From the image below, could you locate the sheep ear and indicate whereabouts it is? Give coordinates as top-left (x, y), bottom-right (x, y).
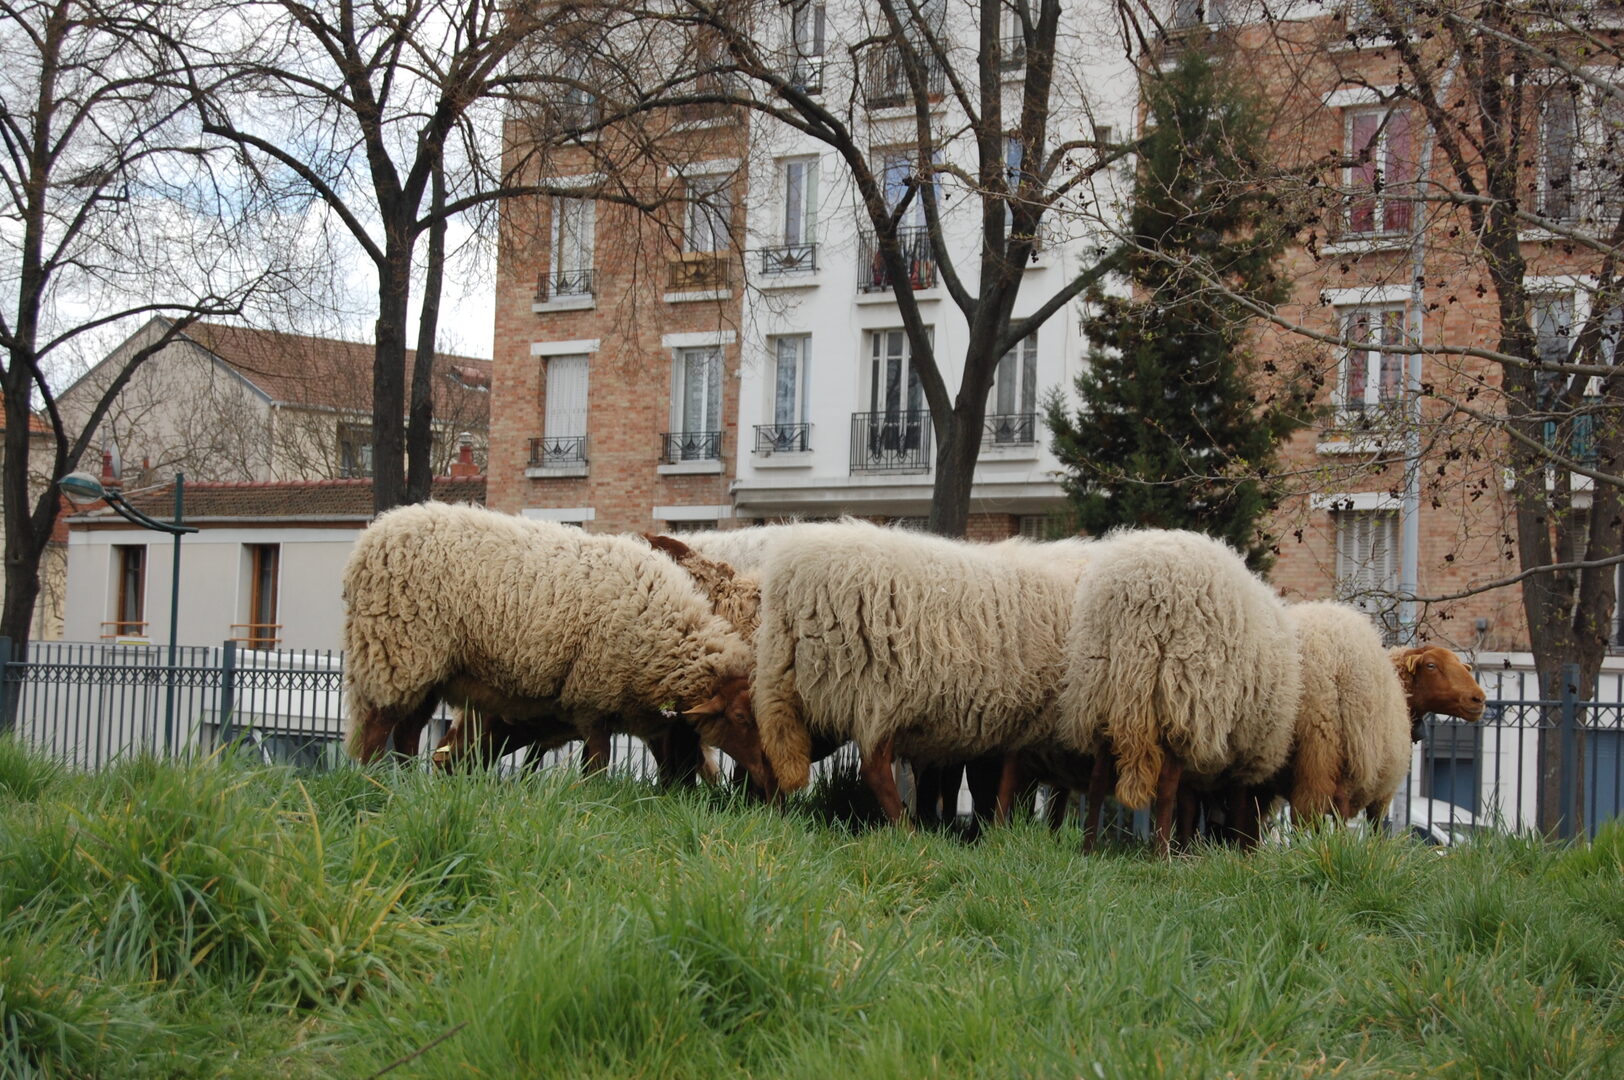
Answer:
top-left (1404, 651), bottom-right (1423, 673)
top-left (683, 692), bottom-right (726, 719)
top-left (645, 533), bottom-right (694, 560)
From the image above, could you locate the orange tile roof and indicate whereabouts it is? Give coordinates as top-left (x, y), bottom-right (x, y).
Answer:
top-left (0, 392), bottom-right (54, 434)
top-left (179, 322), bottom-right (491, 417)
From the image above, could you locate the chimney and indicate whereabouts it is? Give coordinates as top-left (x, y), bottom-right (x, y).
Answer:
top-left (448, 432), bottom-right (480, 478)
top-left (100, 449), bottom-right (117, 488)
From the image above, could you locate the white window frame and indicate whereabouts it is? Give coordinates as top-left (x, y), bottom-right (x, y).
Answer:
top-left (781, 157), bottom-right (818, 247)
top-left (543, 353), bottom-right (590, 440)
top-left (1343, 105), bottom-right (1416, 237)
top-left (1334, 507), bottom-right (1401, 632)
top-left (990, 332), bottom-right (1038, 421)
top-left (670, 346), bottom-right (724, 436)
top-left (683, 175), bottom-right (733, 253)
top-left (1335, 304), bottom-right (1409, 414)
top-left (549, 196), bottom-right (594, 296)
top-left (770, 335), bottom-right (812, 428)
top-left (866, 328), bottom-right (930, 418)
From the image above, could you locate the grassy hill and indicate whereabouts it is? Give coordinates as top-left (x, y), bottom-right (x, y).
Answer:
top-left (1, 739), bottom-right (1619, 1079)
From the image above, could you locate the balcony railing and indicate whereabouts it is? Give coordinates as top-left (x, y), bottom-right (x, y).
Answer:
top-left (529, 434), bottom-right (588, 467)
top-left (537, 266), bottom-right (594, 301)
top-left (754, 423), bottom-right (811, 453)
top-left (983, 413), bottom-right (1037, 447)
top-left (668, 254), bottom-right (732, 292)
top-left (760, 242), bottom-right (817, 275)
top-left (661, 430), bottom-right (722, 463)
top-left (858, 227), bottom-right (937, 293)
top-left (998, 34), bottom-right (1026, 70)
top-left (784, 55), bottom-right (823, 94)
top-left (230, 623), bottom-right (282, 650)
top-left (675, 73), bottom-right (742, 122)
top-left (850, 411), bottom-right (931, 473)
top-left (863, 45), bottom-right (946, 108)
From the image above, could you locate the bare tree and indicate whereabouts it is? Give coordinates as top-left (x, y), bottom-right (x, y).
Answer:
top-left (616, 0), bottom-right (1135, 535)
top-left (0, 0), bottom-right (295, 665)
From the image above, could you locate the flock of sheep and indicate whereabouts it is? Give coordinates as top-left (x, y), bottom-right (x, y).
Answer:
top-left (342, 503), bottom-right (1488, 852)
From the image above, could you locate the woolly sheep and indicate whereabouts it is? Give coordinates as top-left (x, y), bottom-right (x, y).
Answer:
top-left (1281, 601), bottom-right (1412, 822)
top-left (1058, 529), bottom-right (1301, 852)
top-left (752, 519), bottom-right (1077, 821)
top-left (342, 502), bottom-right (778, 793)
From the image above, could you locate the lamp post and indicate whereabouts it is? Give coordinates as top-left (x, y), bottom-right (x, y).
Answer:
top-left (59, 471), bottom-right (198, 756)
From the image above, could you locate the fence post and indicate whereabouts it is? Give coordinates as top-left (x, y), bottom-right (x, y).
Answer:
top-left (0, 636), bottom-right (13, 736)
top-left (218, 640), bottom-right (237, 752)
top-left (1559, 663), bottom-right (1580, 841)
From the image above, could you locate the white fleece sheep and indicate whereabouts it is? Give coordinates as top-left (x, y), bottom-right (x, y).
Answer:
top-left (1058, 529), bottom-right (1301, 812)
top-left (1281, 601), bottom-right (1412, 820)
top-left (669, 523), bottom-right (815, 574)
top-left (753, 519), bottom-right (1078, 795)
top-left (342, 502), bottom-right (771, 785)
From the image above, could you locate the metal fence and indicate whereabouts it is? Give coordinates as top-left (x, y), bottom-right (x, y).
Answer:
top-left (3, 640), bottom-right (1619, 839)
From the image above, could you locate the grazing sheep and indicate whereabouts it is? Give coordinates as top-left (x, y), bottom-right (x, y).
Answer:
top-left (342, 502), bottom-right (777, 794)
top-left (1391, 645), bottom-right (1486, 737)
top-left (752, 520), bottom-right (1077, 821)
top-left (1280, 601), bottom-right (1413, 823)
top-left (668, 523), bottom-right (814, 574)
top-left (644, 533), bottom-right (761, 638)
top-left (1058, 529), bottom-right (1301, 853)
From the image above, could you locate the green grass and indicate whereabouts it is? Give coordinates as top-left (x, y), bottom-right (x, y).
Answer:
top-left (0, 740), bottom-right (1619, 1079)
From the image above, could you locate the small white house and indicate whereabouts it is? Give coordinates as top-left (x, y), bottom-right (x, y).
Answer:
top-left (61, 475), bottom-right (485, 652)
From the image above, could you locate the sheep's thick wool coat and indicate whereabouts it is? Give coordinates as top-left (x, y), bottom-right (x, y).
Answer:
top-left (1059, 529), bottom-right (1301, 809)
top-left (753, 520), bottom-right (1079, 790)
top-left (673, 524), bottom-right (813, 575)
top-left (1285, 601), bottom-right (1412, 817)
top-left (342, 503), bottom-right (749, 754)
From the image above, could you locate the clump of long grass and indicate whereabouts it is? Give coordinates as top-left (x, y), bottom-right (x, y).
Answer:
top-left (0, 736), bottom-right (61, 802)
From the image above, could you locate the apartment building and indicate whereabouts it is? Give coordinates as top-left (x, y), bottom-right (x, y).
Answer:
top-left (489, 1), bottom-right (1136, 537)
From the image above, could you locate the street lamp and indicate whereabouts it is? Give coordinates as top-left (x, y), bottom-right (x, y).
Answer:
top-left (58, 470), bottom-right (198, 756)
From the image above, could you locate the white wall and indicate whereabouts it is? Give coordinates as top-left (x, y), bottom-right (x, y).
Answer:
top-left (64, 525), bottom-right (359, 652)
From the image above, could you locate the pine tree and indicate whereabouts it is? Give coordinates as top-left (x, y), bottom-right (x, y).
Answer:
top-left (1045, 52), bottom-right (1311, 570)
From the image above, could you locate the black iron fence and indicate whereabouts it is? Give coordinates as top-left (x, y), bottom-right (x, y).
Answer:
top-left (850, 410), bottom-right (931, 472)
top-left (660, 430), bottom-right (723, 463)
top-left (538, 266), bottom-right (594, 301)
top-left (983, 412), bottom-right (1037, 447)
top-left (760, 242), bottom-right (817, 275)
top-left (529, 434), bottom-right (588, 468)
top-left (4, 640), bottom-right (1618, 839)
top-left (754, 422), bottom-right (811, 453)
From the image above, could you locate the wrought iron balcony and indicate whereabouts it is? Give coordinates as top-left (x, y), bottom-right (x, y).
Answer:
top-left (982, 413), bottom-right (1037, 447)
top-left (760, 243), bottom-right (817, 275)
top-left (661, 430), bottom-right (722, 463)
top-left (850, 411), bottom-right (931, 473)
top-left (667, 254), bottom-right (731, 292)
top-left (858, 227), bottom-right (937, 293)
top-left (537, 267), bottom-right (594, 301)
top-left (529, 434), bottom-right (588, 468)
top-left (863, 45), bottom-right (946, 108)
top-left (784, 55), bottom-right (823, 94)
top-left (998, 34), bottom-right (1026, 70)
top-left (754, 423), bottom-right (811, 453)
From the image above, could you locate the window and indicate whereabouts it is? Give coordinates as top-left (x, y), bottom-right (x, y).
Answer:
top-left (668, 346), bottom-right (723, 460)
top-left (111, 545), bottom-right (145, 638)
top-left (999, 0), bottom-right (1029, 67)
top-left (1335, 509), bottom-right (1400, 636)
top-left (868, 328), bottom-right (927, 419)
top-left (1533, 292), bottom-right (1576, 374)
top-left (763, 159), bottom-right (819, 274)
top-left (1539, 89), bottom-right (1579, 223)
top-left (1171, 0), bottom-right (1227, 29)
top-left (541, 353), bottom-right (590, 465)
top-left (788, 1), bottom-right (825, 91)
top-left (548, 197), bottom-right (594, 298)
top-left (240, 544), bottom-right (279, 649)
top-left (988, 333), bottom-right (1038, 444)
top-left (684, 176), bottom-right (733, 253)
top-left (878, 148), bottom-right (933, 229)
top-left (337, 422), bottom-right (373, 478)
top-left (1338, 306), bottom-right (1408, 413)
top-left (774, 335), bottom-right (811, 426)
top-left (1345, 107), bottom-right (1415, 236)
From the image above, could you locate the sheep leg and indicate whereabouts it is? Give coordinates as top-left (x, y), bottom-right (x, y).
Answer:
top-left (1151, 754), bottom-right (1183, 858)
top-left (1044, 785), bottom-right (1071, 830)
top-left (860, 737), bottom-right (908, 826)
top-left (1331, 785), bottom-right (1356, 822)
top-left (581, 726), bottom-right (612, 775)
top-left (652, 725), bottom-right (702, 788)
top-left (1175, 787), bottom-right (1200, 846)
top-left (1082, 753), bottom-right (1113, 854)
top-left (1229, 787), bottom-right (1265, 851)
top-left (386, 698), bottom-right (438, 761)
top-left (992, 753), bottom-right (1021, 826)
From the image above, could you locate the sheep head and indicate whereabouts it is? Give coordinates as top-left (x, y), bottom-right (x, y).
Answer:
top-left (684, 675), bottom-right (780, 799)
top-left (1392, 645), bottom-right (1486, 733)
top-left (644, 533), bottom-right (761, 638)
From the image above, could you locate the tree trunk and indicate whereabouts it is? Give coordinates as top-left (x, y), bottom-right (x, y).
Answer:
top-left (372, 228), bottom-right (412, 515)
top-left (927, 398), bottom-right (988, 538)
top-left (405, 163), bottom-right (447, 503)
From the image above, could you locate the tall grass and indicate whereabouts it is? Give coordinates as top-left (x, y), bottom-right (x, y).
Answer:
top-left (0, 745), bottom-right (1618, 1079)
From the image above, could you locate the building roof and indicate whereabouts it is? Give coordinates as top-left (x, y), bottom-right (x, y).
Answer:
top-left (68, 476), bottom-right (486, 527)
top-left (0, 392), bottom-right (54, 435)
top-left (178, 322), bottom-right (491, 418)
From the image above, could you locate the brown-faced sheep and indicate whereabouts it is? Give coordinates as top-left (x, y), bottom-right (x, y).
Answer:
top-left (342, 502), bottom-right (778, 794)
top-left (752, 519), bottom-right (1077, 822)
top-left (1392, 645), bottom-right (1486, 737)
top-left (1058, 529), bottom-right (1301, 854)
